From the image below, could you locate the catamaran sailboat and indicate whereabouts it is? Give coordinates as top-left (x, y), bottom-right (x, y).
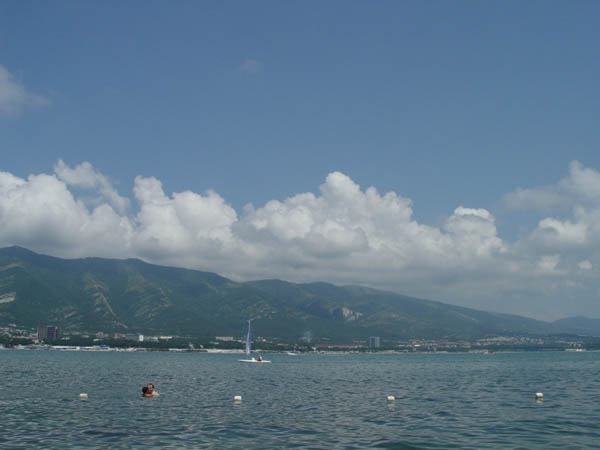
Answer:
top-left (239, 320), bottom-right (271, 363)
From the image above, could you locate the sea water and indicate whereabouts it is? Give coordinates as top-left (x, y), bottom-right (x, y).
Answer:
top-left (1, 350), bottom-right (600, 449)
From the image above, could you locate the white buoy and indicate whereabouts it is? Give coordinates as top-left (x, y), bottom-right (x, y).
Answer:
top-left (234, 395), bottom-right (242, 402)
top-left (387, 395), bottom-right (396, 402)
top-left (535, 392), bottom-right (544, 400)
top-left (79, 393), bottom-right (88, 400)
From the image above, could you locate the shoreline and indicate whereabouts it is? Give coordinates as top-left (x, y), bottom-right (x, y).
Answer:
top-left (1, 344), bottom-right (595, 354)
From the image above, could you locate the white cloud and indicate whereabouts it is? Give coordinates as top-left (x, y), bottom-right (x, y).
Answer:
top-left (54, 160), bottom-right (129, 213)
top-left (515, 163), bottom-right (600, 260)
top-left (578, 260), bottom-right (593, 270)
top-left (0, 65), bottom-right (48, 116)
top-left (503, 161), bottom-right (600, 212)
top-left (560, 161), bottom-right (600, 201)
top-left (0, 170), bottom-right (132, 257)
top-left (131, 176), bottom-right (238, 264)
top-left (3, 160), bottom-right (600, 319)
top-left (532, 217), bottom-right (588, 247)
top-left (503, 186), bottom-right (568, 211)
top-left (537, 254), bottom-right (560, 274)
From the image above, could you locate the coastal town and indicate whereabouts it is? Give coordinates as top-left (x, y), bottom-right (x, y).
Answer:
top-left (0, 323), bottom-right (595, 353)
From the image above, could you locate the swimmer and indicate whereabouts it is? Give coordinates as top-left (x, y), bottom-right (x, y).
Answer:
top-left (142, 383), bottom-right (160, 397)
top-left (149, 383), bottom-right (160, 397)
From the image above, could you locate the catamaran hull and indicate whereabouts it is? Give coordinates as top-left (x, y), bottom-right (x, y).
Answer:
top-left (239, 359), bottom-right (271, 363)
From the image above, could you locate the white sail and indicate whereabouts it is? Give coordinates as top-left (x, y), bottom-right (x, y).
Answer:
top-left (245, 320), bottom-right (252, 355)
top-left (239, 319), bottom-right (271, 363)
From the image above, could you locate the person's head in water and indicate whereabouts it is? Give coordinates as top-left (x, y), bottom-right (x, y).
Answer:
top-left (142, 383), bottom-right (154, 397)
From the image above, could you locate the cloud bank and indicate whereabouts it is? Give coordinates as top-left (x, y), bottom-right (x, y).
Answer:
top-left (1, 161), bottom-right (600, 319)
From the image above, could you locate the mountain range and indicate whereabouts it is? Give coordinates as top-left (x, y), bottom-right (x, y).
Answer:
top-left (0, 246), bottom-right (597, 340)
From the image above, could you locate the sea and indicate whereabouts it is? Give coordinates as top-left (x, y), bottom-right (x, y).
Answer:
top-left (1, 350), bottom-right (599, 449)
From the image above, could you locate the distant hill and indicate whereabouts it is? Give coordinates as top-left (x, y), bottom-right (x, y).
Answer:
top-left (0, 246), bottom-right (587, 340)
top-left (550, 316), bottom-right (600, 336)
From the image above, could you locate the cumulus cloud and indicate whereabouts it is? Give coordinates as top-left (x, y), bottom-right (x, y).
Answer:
top-left (503, 161), bottom-right (600, 211)
top-left (0, 169), bottom-right (132, 257)
top-left (561, 161), bottom-right (600, 201)
top-left (2, 160), bottom-right (600, 319)
top-left (131, 175), bottom-right (238, 265)
top-left (531, 217), bottom-right (588, 247)
top-left (0, 65), bottom-right (48, 116)
top-left (54, 160), bottom-right (129, 213)
top-left (514, 162), bottom-right (600, 258)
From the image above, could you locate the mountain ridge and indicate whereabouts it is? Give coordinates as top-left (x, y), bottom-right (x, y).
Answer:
top-left (0, 246), bottom-right (595, 339)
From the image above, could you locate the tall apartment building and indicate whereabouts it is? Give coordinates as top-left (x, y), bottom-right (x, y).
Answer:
top-left (37, 325), bottom-right (60, 342)
top-left (368, 336), bottom-right (381, 349)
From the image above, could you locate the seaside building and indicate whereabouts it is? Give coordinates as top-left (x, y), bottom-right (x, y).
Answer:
top-left (368, 336), bottom-right (381, 349)
top-left (37, 325), bottom-right (60, 342)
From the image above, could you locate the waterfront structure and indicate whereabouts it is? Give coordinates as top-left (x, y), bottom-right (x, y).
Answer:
top-left (368, 336), bottom-right (381, 349)
top-left (37, 325), bottom-right (60, 342)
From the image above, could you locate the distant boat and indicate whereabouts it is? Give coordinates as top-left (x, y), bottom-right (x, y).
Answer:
top-left (286, 351), bottom-right (298, 356)
top-left (239, 320), bottom-right (271, 364)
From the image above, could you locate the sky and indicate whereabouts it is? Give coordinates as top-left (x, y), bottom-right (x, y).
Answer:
top-left (1, 1), bottom-right (600, 320)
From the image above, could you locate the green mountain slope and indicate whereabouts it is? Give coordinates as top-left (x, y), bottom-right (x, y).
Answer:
top-left (0, 246), bottom-right (554, 340)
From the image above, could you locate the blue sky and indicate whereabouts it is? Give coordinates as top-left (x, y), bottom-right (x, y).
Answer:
top-left (2, 1), bottom-right (600, 318)
top-left (2, 1), bottom-right (599, 220)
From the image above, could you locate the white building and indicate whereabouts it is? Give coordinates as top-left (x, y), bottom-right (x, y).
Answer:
top-left (368, 336), bottom-right (381, 349)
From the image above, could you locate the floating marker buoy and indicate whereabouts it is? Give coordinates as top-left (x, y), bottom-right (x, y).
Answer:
top-left (234, 395), bottom-right (242, 402)
top-left (387, 395), bottom-right (396, 402)
top-left (535, 392), bottom-right (544, 400)
top-left (79, 393), bottom-right (88, 400)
